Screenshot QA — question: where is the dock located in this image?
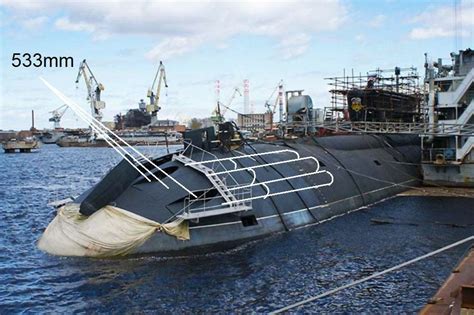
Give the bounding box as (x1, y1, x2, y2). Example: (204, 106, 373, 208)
(420, 247, 474, 314)
(2, 139, 40, 153)
(398, 187, 474, 198)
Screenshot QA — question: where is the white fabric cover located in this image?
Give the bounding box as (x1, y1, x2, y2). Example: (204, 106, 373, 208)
(38, 204, 189, 257)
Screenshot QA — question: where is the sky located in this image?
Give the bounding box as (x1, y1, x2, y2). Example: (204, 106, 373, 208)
(0, 0, 473, 130)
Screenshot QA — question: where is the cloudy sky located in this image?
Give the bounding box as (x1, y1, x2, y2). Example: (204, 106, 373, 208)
(1, 0, 473, 130)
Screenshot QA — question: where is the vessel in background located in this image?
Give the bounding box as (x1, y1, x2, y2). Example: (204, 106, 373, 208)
(421, 49, 474, 187)
(3, 137, 40, 153)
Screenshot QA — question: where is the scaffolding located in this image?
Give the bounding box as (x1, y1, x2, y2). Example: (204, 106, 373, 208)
(324, 67, 424, 122)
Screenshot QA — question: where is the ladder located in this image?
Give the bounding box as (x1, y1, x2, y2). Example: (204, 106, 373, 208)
(324, 108, 333, 121)
(172, 154, 251, 219)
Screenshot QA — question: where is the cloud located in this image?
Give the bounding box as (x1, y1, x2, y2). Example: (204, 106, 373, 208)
(368, 14, 385, 28)
(19, 15, 48, 30)
(55, 17, 95, 32)
(1, 0, 348, 60)
(145, 36, 205, 61)
(408, 0, 474, 40)
(354, 34, 366, 43)
(410, 27, 454, 40)
(278, 33, 311, 60)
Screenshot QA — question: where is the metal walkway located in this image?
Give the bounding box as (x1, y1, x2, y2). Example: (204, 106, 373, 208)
(173, 154, 238, 204)
(173, 153, 252, 220)
(314, 121, 474, 136)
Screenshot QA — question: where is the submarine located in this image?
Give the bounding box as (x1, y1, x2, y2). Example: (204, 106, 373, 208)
(38, 86, 422, 258)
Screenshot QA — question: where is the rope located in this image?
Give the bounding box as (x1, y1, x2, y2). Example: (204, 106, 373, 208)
(362, 135, 473, 198)
(309, 137, 368, 205)
(269, 235, 474, 314)
(297, 135, 470, 199)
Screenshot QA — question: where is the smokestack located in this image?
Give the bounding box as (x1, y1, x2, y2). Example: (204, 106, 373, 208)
(31, 110, 35, 130)
(243, 79, 249, 114)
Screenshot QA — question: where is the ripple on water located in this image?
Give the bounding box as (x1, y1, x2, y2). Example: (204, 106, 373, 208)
(0, 145, 473, 313)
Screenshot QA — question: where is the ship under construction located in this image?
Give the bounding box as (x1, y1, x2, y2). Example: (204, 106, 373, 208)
(317, 48, 474, 187)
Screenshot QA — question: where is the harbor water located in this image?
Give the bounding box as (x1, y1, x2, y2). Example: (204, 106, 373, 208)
(1, 145, 473, 313)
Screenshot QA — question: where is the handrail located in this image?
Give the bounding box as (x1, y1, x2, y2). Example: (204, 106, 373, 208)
(181, 141, 240, 186)
(164, 141, 247, 222)
(457, 136, 474, 161)
(170, 140, 336, 219)
(315, 121, 474, 136)
(185, 149, 301, 165)
(182, 187, 252, 215)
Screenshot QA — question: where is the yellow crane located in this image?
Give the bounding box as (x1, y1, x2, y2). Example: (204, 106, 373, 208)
(265, 80, 283, 114)
(147, 61, 168, 124)
(211, 87, 242, 124)
(75, 59, 105, 122)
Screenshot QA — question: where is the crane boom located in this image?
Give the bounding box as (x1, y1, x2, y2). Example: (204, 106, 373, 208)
(147, 61, 168, 124)
(221, 87, 242, 116)
(273, 82, 284, 118)
(48, 104, 68, 129)
(265, 80, 283, 114)
(211, 87, 242, 124)
(75, 59, 105, 123)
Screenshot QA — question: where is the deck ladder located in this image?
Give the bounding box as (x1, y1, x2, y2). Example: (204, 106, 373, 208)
(172, 153, 252, 220)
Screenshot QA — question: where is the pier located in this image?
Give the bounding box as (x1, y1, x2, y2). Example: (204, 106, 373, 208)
(2, 139, 39, 153)
(420, 247, 474, 314)
(398, 187, 474, 198)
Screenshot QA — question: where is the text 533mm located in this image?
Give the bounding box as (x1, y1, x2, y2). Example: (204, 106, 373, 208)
(12, 53, 74, 68)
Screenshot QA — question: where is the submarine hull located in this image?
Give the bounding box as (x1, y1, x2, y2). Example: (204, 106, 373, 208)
(41, 134, 421, 257)
(133, 135, 420, 255)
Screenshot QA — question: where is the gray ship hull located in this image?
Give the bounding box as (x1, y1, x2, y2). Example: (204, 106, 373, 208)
(68, 134, 420, 256)
(40, 131, 65, 144)
(422, 163, 474, 187)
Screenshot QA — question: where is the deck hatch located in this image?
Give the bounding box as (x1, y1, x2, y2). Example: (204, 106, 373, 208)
(241, 215, 258, 227)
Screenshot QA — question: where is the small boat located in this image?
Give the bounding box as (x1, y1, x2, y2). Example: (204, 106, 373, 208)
(56, 135, 109, 147)
(3, 138, 40, 153)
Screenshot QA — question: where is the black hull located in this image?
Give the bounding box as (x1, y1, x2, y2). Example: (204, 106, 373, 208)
(347, 89, 421, 122)
(71, 134, 421, 256)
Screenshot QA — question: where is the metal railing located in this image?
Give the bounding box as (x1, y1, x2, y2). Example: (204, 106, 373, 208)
(164, 141, 252, 222)
(181, 141, 240, 187)
(315, 121, 474, 136)
(166, 142, 335, 221)
(182, 184, 252, 218)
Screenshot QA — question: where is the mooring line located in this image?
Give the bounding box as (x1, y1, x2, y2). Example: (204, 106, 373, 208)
(269, 235, 474, 314)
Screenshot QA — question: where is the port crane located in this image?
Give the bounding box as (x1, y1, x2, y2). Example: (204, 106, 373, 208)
(75, 59, 106, 122)
(48, 104, 68, 129)
(212, 87, 242, 124)
(265, 80, 284, 122)
(147, 61, 168, 125)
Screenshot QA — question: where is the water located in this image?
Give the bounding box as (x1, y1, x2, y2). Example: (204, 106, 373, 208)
(1, 145, 473, 313)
